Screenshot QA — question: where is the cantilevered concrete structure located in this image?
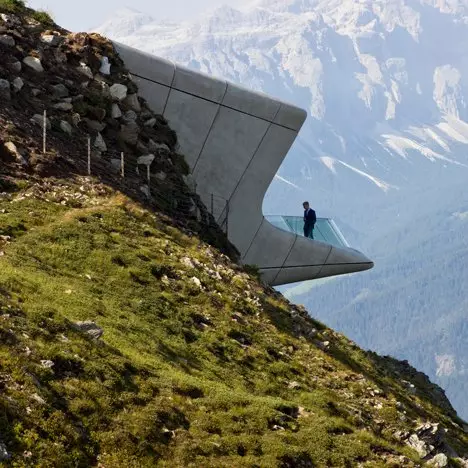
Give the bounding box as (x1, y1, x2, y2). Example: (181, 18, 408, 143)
(114, 42, 374, 286)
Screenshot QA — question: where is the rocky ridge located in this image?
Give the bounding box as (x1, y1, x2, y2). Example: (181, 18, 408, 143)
(0, 3, 237, 260)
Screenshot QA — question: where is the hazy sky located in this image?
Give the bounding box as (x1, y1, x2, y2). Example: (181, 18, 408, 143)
(27, 0, 250, 31)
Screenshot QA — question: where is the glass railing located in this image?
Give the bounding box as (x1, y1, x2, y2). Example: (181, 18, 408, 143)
(265, 215, 349, 248)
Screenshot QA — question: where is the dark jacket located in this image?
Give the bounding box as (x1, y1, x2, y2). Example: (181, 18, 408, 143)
(304, 208, 316, 226)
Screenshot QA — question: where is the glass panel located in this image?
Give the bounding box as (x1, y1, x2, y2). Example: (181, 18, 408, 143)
(265, 215, 348, 248)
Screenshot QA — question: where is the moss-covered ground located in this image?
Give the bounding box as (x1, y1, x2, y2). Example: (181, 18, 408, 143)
(0, 176, 466, 467)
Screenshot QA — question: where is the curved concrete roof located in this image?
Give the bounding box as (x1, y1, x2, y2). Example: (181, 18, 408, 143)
(113, 42, 374, 285)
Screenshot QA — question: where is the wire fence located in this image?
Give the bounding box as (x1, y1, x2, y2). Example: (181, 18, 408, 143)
(40, 112, 231, 237)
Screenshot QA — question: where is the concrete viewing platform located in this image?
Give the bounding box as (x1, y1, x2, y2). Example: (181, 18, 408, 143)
(114, 42, 374, 285)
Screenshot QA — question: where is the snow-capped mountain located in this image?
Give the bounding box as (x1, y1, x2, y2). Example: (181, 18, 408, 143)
(96, 0, 468, 419)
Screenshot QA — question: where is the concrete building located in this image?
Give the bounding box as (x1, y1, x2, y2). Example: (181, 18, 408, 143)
(114, 42, 374, 286)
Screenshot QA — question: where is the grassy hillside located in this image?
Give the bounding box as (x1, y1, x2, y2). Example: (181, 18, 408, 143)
(0, 177, 467, 467)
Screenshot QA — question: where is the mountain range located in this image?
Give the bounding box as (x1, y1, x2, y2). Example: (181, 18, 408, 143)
(96, 0, 468, 419)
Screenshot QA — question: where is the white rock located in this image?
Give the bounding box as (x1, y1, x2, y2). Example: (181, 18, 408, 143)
(41, 34, 63, 46)
(99, 56, 111, 75)
(94, 133, 107, 152)
(0, 442, 10, 461)
(0, 34, 15, 46)
(12, 77, 23, 92)
(60, 121, 72, 135)
(4, 141, 26, 165)
(110, 83, 128, 101)
(23, 56, 44, 72)
(181, 257, 195, 268)
(427, 454, 448, 467)
(190, 277, 203, 289)
(137, 154, 155, 166)
(41, 360, 55, 369)
(77, 62, 93, 79)
(72, 321, 103, 340)
(111, 103, 122, 119)
(144, 118, 157, 127)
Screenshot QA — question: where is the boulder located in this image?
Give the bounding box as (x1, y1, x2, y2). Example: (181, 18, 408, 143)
(0, 441, 10, 461)
(53, 102, 73, 111)
(0, 34, 15, 46)
(31, 114, 51, 130)
(0, 79, 11, 100)
(137, 154, 155, 166)
(51, 84, 69, 98)
(9, 60, 21, 73)
(99, 56, 111, 75)
(148, 139, 170, 153)
(110, 83, 128, 101)
(23, 56, 44, 73)
(84, 119, 106, 133)
(12, 77, 24, 92)
(111, 103, 122, 119)
(41, 34, 63, 46)
(427, 454, 448, 467)
(77, 62, 93, 79)
(94, 133, 107, 152)
(60, 121, 72, 135)
(123, 110, 137, 123)
(144, 118, 157, 127)
(72, 321, 103, 340)
(120, 121, 140, 145)
(4, 141, 27, 165)
(123, 93, 141, 112)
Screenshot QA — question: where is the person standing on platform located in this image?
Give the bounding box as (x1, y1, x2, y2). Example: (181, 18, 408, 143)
(303, 201, 316, 239)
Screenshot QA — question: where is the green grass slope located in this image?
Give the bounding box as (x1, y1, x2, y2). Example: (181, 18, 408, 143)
(0, 177, 467, 467)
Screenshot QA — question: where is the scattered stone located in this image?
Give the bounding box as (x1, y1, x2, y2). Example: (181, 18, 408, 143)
(120, 121, 140, 145)
(148, 139, 170, 153)
(0, 34, 15, 46)
(23, 56, 44, 73)
(72, 321, 104, 340)
(31, 88, 41, 97)
(9, 60, 21, 73)
(94, 133, 107, 152)
(41, 34, 63, 46)
(4, 141, 27, 165)
(122, 110, 137, 123)
(123, 93, 141, 112)
(53, 102, 73, 111)
(51, 84, 69, 98)
(84, 119, 106, 133)
(144, 118, 157, 127)
(60, 121, 72, 135)
(288, 381, 302, 390)
(0, 441, 10, 461)
(77, 62, 93, 79)
(140, 185, 150, 198)
(154, 171, 167, 181)
(111, 103, 122, 119)
(0, 79, 11, 100)
(110, 83, 128, 101)
(190, 277, 203, 289)
(31, 393, 46, 405)
(137, 154, 155, 167)
(99, 56, 111, 75)
(427, 454, 448, 467)
(40, 360, 54, 369)
(71, 113, 81, 126)
(181, 257, 195, 269)
(12, 77, 24, 92)
(31, 114, 51, 130)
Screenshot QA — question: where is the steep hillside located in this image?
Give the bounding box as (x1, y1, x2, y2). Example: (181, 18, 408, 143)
(0, 3, 468, 467)
(96, 0, 468, 419)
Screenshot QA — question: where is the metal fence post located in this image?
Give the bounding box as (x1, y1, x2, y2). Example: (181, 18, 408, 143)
(87, 136, 91, 175)
(42, 110, 47, 154)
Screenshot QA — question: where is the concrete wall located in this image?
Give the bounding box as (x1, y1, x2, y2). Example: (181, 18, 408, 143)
(114, 42, 373, 286)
